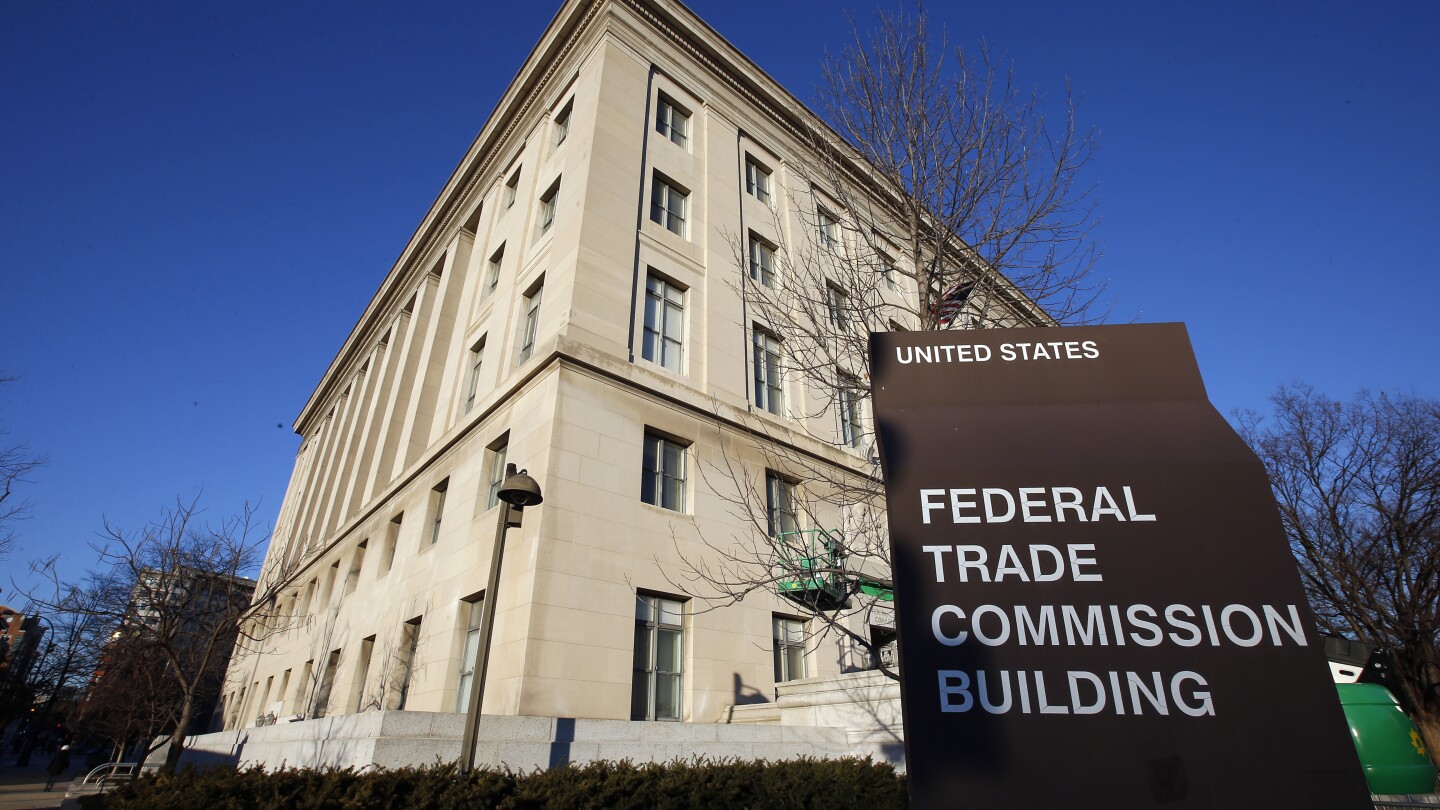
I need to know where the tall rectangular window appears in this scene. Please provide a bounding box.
[464,336,486,413]
[486,244,504,297]
[632,594,684,721]
[519,282,543,363]
[553,101,572,145]
[837,373,863,449]
[538,179,560,235]
[428,479,448,546]
[752,328,783,415]
[817,209,840,252]
[748,235,775,287]
[826,283,848,331]
[655,95,689,148]
[313,648,341,719]
[745,156,772,205]
[642,274,684,372]
[320,560,339,607]
[344,540,366,598]
[881,255,898,291]
[236,685,249,727]
[353,636,375,712]
[258,676,274,719]
[396,617,422,710]
[296,660,313,718]
[455,595,484,714]
[641,432,687,512]
[766,472,799,537]
[504,168,521,208]
[382,513,401,574]
[277,669,292,716]
[773,616,807,683]
[650,176,688,237]
[486,439,509,509]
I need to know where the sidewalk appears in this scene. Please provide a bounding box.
[0,755,69,810]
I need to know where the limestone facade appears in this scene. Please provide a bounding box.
[219,0,1020,741]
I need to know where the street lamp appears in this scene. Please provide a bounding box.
[458,463,542,773]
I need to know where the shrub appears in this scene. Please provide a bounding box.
[80,757,905,809]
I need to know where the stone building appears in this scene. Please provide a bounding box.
[204,0,1039,770]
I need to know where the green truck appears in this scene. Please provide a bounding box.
[1337,682,1436,795]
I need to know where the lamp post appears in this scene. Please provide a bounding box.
[458,463,542,773]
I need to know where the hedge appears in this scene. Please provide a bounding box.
[79,757,906,809]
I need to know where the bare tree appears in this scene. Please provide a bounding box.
[0,605,106,764]
[0,373,45,564]
[70,636,177,761]
[1237,385,1440,767]
[811,6,1102,330]
[26,497,299,772]
[671,6,1101,677]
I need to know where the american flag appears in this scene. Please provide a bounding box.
[931,280,975,327]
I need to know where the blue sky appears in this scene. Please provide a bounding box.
[2,1,1437,595]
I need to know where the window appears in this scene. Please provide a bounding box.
[296,660,313,718]
[277,669,292,715]
[235,685,248,727]
[650,176,688,237]
[486,244,504,297]
[837,373,862,449]
[301,578,317,615]
[519,281,543,363]
[766,471,798,537]
[320,560,339,606]
[344,540,366,598]
[455,595,484,713]
[817,208,840,252]
[428,479,449,546]
[353,636,375,712]
[748,234,774,287]
[752,328,783,415]
[642,274,684,372]
[538,179,560,235]
[396,617,422,710]
[745,157,772,205]
[881,255,898,291]
[773,616,807,683]
[553,101,572,145]
[826,283,848,331]
[655,95,689,148]
[869,625,899,671]
[464,336,486,413]
[486,438,509,509]
[632,594,684,721]
[381,514,401,574]
[641,432,687,512]
[504,168,520,208]
[313,648,341,718]
[257,676,273,720]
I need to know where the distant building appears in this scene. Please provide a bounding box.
[96,568,256,734]
[0,606,47,726]
[205,0,1040,770]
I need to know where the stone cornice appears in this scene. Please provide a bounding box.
[296,0,604,433]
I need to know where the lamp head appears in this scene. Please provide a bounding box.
[498,470,543,507]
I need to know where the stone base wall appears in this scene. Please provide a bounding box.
[161,710,869,773]
[730,670,905,764]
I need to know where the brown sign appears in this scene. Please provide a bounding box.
[870,324,1368,808]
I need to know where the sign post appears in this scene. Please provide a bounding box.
[870,324,1369,808]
